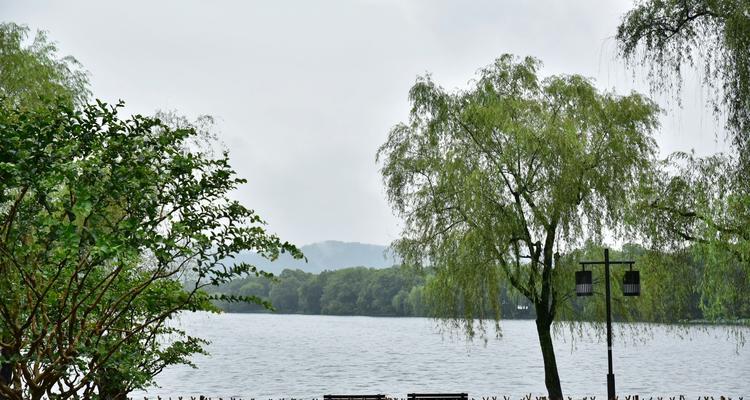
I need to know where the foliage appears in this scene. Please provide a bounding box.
[0,22,89,108]
[617,0,750,325]
[376,54,660,398]
[616,0,750,156]
[632,152,750,322]
[0,99,301,400]
[88,278,214,400]
[213,245,747,322]
[212,266,463,317]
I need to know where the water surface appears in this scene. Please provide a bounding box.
[135,313,749,398]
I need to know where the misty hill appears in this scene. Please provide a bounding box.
[227,240,399,275]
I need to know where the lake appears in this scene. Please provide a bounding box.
[134,313,749,398]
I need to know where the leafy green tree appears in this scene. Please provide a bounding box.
[269,270,313,313]
[357,267,410,315]
[89,278,214,400]
[320,268,370,315]
[223,279,272,312]
[406,286,427,317]
[0,99,301,400]
[0,22,89,108]
[377,55,660,399]
[632,152,750,321]
[299,275,324,314]
[617,0,750,157]
[617,2,750,303]
[0,21,91,397]
[390,288,410,316]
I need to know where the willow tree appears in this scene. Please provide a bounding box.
[617,1,750,317]
[617,0,749,157]
[634,151,750,321]
[377,55,659,399]
[0,22,89,108]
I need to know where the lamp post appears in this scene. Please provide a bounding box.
[576,248,640,400]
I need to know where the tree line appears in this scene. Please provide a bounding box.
[210,242,749,323]
[210,265,535,318]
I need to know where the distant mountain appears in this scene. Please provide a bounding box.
[227,240,399,275]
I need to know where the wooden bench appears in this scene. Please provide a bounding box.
[408,393,468,400]
[324,395,386,400]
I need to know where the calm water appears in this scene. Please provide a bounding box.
[134,313,749,398]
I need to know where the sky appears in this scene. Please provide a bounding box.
[1,0,731,246]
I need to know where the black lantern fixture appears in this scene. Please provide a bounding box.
[575,269,593,296]
[623,267,640,296]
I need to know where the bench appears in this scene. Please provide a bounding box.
[324,395,386,400]
[408,393,469,400]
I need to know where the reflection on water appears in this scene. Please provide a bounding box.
[134,313,749,398]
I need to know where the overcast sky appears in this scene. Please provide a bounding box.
[1,0,731,246]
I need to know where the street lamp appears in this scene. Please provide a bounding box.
[577,248,639,400]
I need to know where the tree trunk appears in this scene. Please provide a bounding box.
[96,368,129,400]
[536,311,563,400]
[97,386,128,400]
[0,347,11,400]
